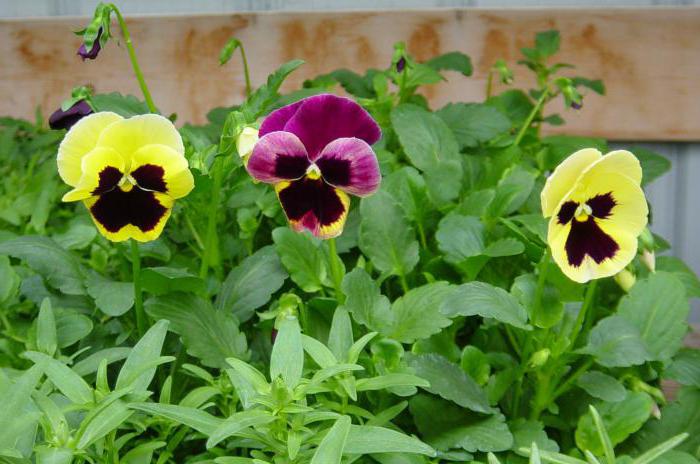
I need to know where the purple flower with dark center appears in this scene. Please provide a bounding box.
[78,28,103,61]
[247,94,382,239]
[49,100,93,130]
[571,101,583,110]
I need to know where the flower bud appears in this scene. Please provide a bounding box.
[236,126,259,163]
[396,56,406,73]
[78,27,103,61]
[49,100,93,130]
[641,249,656,272]
[614,269,636,292]
[528,348,550,368]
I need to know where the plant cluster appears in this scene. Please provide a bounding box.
[0,4,699,464]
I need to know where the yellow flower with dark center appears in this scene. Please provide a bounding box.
[541,148,648,283]
[57,112,194,242]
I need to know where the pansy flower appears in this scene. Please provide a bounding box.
[49,100,93,130]
[541,148,648,283]
[57,112,194,242]
[246,94,381,239]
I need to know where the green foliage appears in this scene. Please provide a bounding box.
[0,23,695,464]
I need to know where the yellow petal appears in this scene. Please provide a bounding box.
[130,144,194,199]
[84,192,174,242]
[541,148,602,218]
[318,189,350,239]
[62,147,126,202]
[96,114,184,162]
[236,126,259,159]
[57,112,123,187]
[579,172,648,236]
[581,150,643,185]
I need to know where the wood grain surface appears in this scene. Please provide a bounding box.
[1,7,699,140]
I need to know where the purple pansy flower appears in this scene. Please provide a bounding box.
[78,28,103,61]
[247,94,382,239]
[49,100,93,130]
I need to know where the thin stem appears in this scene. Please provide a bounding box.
[531,249,550,325]
[238,45,252,97]
[131,240,146,337]
[552,358,594,400]
[569,280,598,348]
[513,87,549,146]
[199,157,225,279]
[417,221,428,250]
[327,238,345,303]
[486,70,494,98]
[109,4,157,113]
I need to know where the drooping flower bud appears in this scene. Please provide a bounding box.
[396,56,406,73]
[614,269,636,292]
[236,126,259,164]
[78,27,103,61]
[571,101,583,110]
[49,100,93,130]
[641,249,656,272]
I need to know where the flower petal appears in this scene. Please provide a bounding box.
[96,114,185,162]
[316,137,380,197]
[57,112,123,187]
[85,189,173,242]
[581,150,643,185]
[275,178,350,239]
[62,147,126,202]
[273,94,381,159]
[247,131,310,183]
[259,100,304,135]
[130,144,194,199]
[541,148,602,218]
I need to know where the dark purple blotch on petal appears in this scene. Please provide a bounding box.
[316,157,352,187]
[131,164,167,192]
[92,166,122,195]
[565,216,619,267]
[90,187,168,233]
[78,28,103,61]
[275,155,310,180]
[587,192,615,219]
[278,178,346,227]
[49,100,93,130]
[557,200,578,225]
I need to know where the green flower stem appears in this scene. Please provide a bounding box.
[486,70,494,98]
[531,248,551,325]
[328,238,345,303]
[199,157,225,279]
[569,279,598,348]
[131,240,146,337]
[514,87,549,146]
[109,4,157,113]
[238,44,252,97]
[552,357,594,400]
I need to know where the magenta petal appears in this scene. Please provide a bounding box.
[277,94,381,159]
[259,100,304,136]
[246,131,310,184]
[316,138,381,197]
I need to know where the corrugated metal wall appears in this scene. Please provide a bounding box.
[1,0,698,319]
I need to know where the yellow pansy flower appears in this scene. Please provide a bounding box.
[541,148,648,283]
[236,126,259,164]
[57,112,194,242]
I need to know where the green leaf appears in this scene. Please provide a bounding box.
[355,373,428,392]
[575,391,653,456]
[404,64,443,88]
[631,388,700,455]
[0,256,20,303]
[406,353,493,414]
[91,92,153,117]
[53,223,97,251]
[655,257,700,298]
[0,236,85,295]
[73,348,132,377]
[410,394,513,452]
[383,167,430,224]
[328,307,353,361]
[311,416,351,464]
[270,316,303,388]
[617,272,689,362]
[424,159,463,206]
[631,436,690,464]
[359,190,419,278]
[216,246,287,323]
[36,298,57,356]
[425,51,473,76]
[437,103,510,149]
[207,410,276,449]
[487,166,537,217]
[115,320,169,392]
[510,420,559,454]
[24,352,92,405]
[141,267,205,297]
[582,315,650,367]
[341,268,392,334]
[243,60,305,121]
[386,283,454,343]
[344,425,435,456]
[0,365,43,449]
[436,214,484,263]
[541,136,607,171]
[487,90,534,125]
[442,282,529,329]
[576,371,626,402]
[145,293,248,369]
[391,104,460,171]
[272,228,327,293]
[77,400,133,449]
[630,147,671,186]
[129,403,222,435]
[34,447,73,464]
[535,30,560,57]
[511,273,563,329]
[666,349,700,387]
[55,310,93,348]
[86,273,134,317]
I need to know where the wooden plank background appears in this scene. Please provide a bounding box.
[1,7,700,141]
